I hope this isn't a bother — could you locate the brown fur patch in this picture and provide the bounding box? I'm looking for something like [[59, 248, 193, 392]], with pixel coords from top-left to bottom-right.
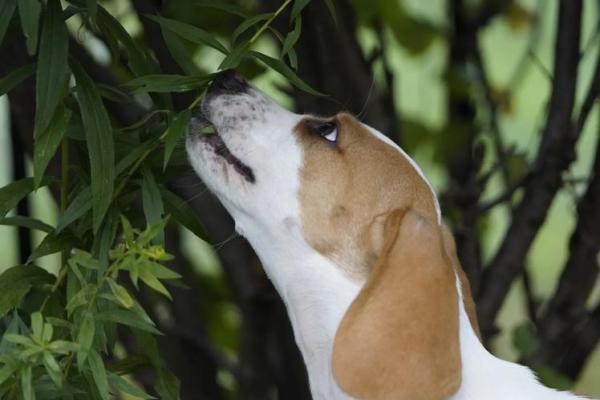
[[332, 209, 461, 399]]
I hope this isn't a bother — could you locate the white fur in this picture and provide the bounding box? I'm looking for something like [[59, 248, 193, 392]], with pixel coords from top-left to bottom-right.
[[186, 83, 587, 400]]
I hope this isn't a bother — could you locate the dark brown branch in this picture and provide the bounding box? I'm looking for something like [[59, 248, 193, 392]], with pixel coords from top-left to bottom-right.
[[477, 0, 583, 338]]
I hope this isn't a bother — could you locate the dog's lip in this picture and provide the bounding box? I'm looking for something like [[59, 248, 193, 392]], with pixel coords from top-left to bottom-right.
[[189, 112, 255, 183]]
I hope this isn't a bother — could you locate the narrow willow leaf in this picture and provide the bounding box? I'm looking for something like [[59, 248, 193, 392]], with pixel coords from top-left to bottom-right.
[[163, 109, 191, 170], [0, 0, 16, 46], [0, 216, 53, 233], [281, 15, 301, 58], [231, 13, 270, 44], [0, 177, 53, 218], [290, 0, 310, 21], [108, 373, 155, 399], [27, 231, 75, 263], [47, 339, 79, 353], [142, 168, 164, 244], [96, 6, 156, 76], [43, 351, 63, 387], [138, 267, 171, 300], [21, 365, 34, 400], [144, 261, 180, 280], [250, 51, 323, 96], [77, 312, 95, 365], [70, 249, 103, 270], [31, 311, 43, 339], [192, 0, 248, 17], [18, 0, 41, 54], [91, 208, 118, 266], [322, 0, 337, 24], [70, 60, 115, 233], [86, 0, 97, 19], [0, 63, 35, 96], [219, 42, 250, 70], [161, 28, 200, 76], [56, 187, 92, 233], [35, 0, 69, 137], [146, 15, 228, 54], [160, 188, 208, 241], [96, 309, 161, 334], [88, 350, 110, 400], [116, 138, 156, 176], [33, 106, 71, 188], [107, 278, 134, 308], [0, 271, 31, 318], [125, 74, 209, 93], [97, 84, 132, 103]]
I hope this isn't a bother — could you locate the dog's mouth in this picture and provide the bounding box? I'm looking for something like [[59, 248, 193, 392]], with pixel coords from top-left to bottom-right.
[[189, 114, 255, 183]]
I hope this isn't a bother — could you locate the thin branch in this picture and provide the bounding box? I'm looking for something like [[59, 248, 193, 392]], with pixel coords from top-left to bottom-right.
[[477, 0, 583, 337]]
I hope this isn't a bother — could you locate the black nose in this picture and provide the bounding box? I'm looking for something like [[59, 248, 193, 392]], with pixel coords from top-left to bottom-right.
[[207, 69, 248, 95]]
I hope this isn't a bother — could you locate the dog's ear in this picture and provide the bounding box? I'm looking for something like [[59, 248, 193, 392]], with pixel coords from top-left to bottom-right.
[[332, 209, 461, 400]]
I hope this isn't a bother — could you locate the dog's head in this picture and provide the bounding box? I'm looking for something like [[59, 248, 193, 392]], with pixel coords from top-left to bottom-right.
[[187, 70, 473, 399]]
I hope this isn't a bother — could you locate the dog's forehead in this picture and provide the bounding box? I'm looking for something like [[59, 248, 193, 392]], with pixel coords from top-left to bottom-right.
[[293, 112, 440, 277]]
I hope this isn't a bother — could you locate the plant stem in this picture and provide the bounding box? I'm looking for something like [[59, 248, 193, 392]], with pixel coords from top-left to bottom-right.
[[249, 0, 293, 44]]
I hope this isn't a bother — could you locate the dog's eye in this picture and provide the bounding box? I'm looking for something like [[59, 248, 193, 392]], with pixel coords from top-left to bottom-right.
[[309, 121, 338, 143]]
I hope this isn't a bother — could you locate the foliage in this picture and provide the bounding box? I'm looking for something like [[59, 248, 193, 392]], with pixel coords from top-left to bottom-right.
[[0, 0, 320, 398]]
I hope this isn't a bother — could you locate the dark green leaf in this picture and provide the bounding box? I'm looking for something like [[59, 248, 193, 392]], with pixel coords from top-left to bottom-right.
[[108, 373, 155, 399], [106, 279, 134, 308], [219, 42, 250, 70], [0, 216, 53, 233], [290, 0, 310, 21], [86, 0, 97, 19], [160, 188, 207, 241], [70, 249, 103, 270], [116, 138, 156, 176], [161, 28, 201, 76], [70, 60, 115, 233], [0, 0, 16, 46], [163, 109, 191, 170], [144, 261, 180, 280], [146, 15, 228, 54], [142, 168, 164, 244], [28, 230, 75, 263], [155, 368, 180, 400], [0, 265, 54, 318], [322, 0, 337, 25], [33, 106, 71, 188], [31, 311, 43, 338], [0, 362, 17, 386], [96, 309, 161, 335], [512, 323, 540, 358], [18, 0, 41, 54], [35, 0, 69, 136], [250, 51, 323, 96], [0, 177, 53, 218], [0, 63, 35, 96], [192, 0, 248, 17], [43, 351, 63, 387], [281, 15, 301, 58], [125, 74, 209, 93], [56, 187, 92, 233], [97, 84, 132, 103], [88, 349, 110, 400], [77, 312, 95, 365], [534, 366, 574, 391], [231, 13, 270, 44]]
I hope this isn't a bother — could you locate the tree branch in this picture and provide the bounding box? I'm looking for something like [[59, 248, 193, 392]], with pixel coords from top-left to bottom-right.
[[477, 0, 583, 338]]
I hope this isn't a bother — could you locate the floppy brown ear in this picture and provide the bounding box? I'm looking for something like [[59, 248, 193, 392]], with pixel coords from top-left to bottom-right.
[[332, 209, 461, 400]]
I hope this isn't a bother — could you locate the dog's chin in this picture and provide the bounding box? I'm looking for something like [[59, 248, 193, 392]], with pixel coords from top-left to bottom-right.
[[187, 114, 255, 183]]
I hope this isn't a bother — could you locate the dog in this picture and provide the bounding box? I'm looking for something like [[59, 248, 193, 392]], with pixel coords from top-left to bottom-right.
[[186, 70, 588, 400]]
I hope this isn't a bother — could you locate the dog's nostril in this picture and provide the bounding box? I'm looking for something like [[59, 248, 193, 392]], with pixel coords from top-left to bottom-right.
[[208, 69, 248, 95]]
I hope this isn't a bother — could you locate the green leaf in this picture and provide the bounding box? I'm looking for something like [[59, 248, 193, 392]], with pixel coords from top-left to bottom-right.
[[77, 312, 95, 365], [0, 177, 53, 218], [70, 249, 103, 270], [116, 138, 156, 176], [534, 366, 574, 391], [106, 278, 134, 308], [66, 284, 96, 314], [322, 0, 337, 25], [21, 364, 34, 400], [512, 323, 540, 358], [290, 0, 310, 21], [47, 339, 79, 354], [70, 60, 115, 233], [97, 84, 132, 103], [125, 74, 209, 93], [219, 42, 250, 70], [142, 168, 164, 244], [108, 373, 155, 399], [43, 351, 63, 388], [28, 230, 74, 263], [282, 15, 301, 58], [146, 15, 228, 54], [250, 51, 323, 96], [163, 109, 191, 170], [0, 362, 17, 386], [161, 28, 201, 76], [231, 13, 270, 44], [192, 0, 248, 17], [0, 216, 53, 233], [56, 187, 92, 233], [33, 106, 71, 188], [160, 188, 208, 241], [0, 63, 35, 96], [86, 0, 97, 19], [0, 0, 16, 47], [88, 349, 110, 400], [96, 309, 161, 335], [138, 267, 171, 300], [0, 265, 55, 318], [34, 0, 69, 137], [18, 0, 41, 54], [31, 311, 43, 338]]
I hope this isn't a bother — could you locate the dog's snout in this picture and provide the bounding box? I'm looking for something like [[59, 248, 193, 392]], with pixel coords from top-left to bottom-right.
[[208, 69, 248, 95]]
